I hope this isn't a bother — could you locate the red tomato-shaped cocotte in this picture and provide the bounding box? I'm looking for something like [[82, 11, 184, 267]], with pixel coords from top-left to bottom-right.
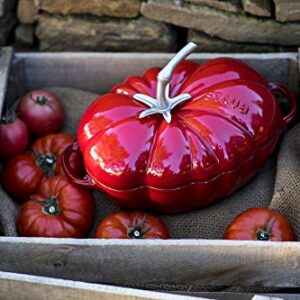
[[224, 208, 296, 241], [63, 43, 297, 213], [95, 211, 169, 239]]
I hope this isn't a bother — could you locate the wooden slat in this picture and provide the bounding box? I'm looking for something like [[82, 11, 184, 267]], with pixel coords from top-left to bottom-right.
[[0, 271, 208, 300], [3, 272, 298, 300], [0, 271, 290, 300], [252, 297, 282, 300], [15, 52, 299, 96], [0, 238, 300, 289], [0, 47, 13, 115], [185, 293, 293, 300], [4, 57, 28, 108]]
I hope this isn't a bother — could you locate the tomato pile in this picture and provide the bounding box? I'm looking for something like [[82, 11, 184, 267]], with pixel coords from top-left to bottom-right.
[[0, 89, 296, 241], [0, 90, 170, 239]]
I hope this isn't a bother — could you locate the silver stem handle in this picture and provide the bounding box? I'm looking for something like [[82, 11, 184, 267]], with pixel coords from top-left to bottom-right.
[[156, 42, 197, 109]]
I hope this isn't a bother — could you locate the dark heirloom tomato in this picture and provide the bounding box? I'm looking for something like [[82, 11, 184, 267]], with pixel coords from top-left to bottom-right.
[[18, 176, 95, 238], [224, 208, 296, 241], [19, 89, 64, 135], [0, 112, 29, 158], [63, 43, 297, 213], [95, 211, 169, 239], [1, 133, 81, 202]]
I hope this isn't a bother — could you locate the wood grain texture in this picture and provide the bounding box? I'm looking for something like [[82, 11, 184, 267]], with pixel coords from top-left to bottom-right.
[[0, 238, 300, 290], [5, 57, 28, 107], [0, 47, 13, 115], [186, 292, 294, 300], [252, 297, 282, 300], [15, 52, 299, 96], [0, 271, 290, 300], [0, 271, 206, 300]]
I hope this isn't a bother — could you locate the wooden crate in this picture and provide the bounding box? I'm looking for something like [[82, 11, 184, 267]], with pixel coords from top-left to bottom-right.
[[0, 271, 209, 300], [0, 47, 299, 298], [0, 271, 292, 300]]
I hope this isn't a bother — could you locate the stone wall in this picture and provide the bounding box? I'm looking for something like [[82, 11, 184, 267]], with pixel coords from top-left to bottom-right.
[[1, 0, 300, 52]]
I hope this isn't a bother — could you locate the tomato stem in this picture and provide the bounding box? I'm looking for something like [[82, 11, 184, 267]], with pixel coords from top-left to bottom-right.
[[43, 196, 60, 215], [35, 96, 48, 105], [1, 109, 16, 124], [256, 219, 276, 241], [31, 196, 60, 215], [35, 153, 56, 177], [256, 229, 272, 241], [127, 214, 151, 239], [30, 94, 55, 111]]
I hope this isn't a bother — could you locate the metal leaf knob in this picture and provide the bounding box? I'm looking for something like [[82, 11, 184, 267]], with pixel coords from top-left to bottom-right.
[[133, 42, 197, 123]]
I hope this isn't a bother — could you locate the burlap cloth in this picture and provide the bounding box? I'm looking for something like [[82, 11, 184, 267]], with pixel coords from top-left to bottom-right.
[[0, 87, 299, 241]]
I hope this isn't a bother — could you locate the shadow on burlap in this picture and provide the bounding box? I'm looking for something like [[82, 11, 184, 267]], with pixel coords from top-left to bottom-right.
[[0, 86, 299, 241]]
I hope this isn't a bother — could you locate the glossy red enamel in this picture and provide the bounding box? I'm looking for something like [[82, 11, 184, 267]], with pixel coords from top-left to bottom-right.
[[72, 57, 297, 213]]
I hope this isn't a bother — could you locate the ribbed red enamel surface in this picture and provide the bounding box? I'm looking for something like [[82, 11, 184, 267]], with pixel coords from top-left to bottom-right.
[[77, 58, 284, 213]]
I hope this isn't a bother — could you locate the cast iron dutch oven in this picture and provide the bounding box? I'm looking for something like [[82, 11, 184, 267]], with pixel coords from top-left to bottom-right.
[[63, 43, 297, 213]]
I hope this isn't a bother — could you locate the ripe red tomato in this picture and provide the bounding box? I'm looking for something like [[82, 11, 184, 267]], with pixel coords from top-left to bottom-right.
[[17, 176, 95, 238], [18, 89, 64, 135], [1, 133, 81, 202], [0, 112, 29, 158], [224, 208, 296, 241], [95, 211, 170, 239]]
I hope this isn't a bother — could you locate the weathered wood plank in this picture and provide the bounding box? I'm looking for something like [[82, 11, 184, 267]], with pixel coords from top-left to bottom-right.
[[0, 271, 206, 300], [288, 52, 300, 99], [0, 271, 291, 300], [185, 292, 295, 300], [0, 238, 300, 289], [252, 297, 282, 300], [16, 52, 299, 95], [5, 57, 28, 107], [0, 47, 13, 115]]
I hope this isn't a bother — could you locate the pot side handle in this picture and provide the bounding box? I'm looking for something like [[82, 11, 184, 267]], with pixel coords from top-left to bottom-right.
[[269, 82, 298, 127], [62, 142, 96, 188]]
